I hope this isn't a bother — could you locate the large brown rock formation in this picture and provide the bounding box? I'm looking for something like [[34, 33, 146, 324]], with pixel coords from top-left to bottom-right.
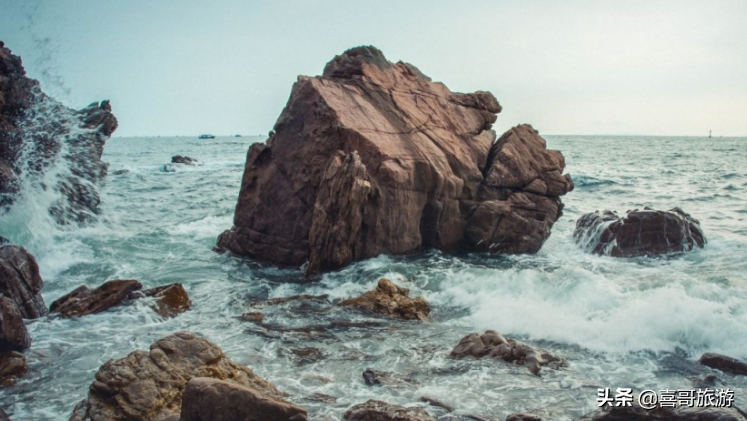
[[217, 46, 572, 275]]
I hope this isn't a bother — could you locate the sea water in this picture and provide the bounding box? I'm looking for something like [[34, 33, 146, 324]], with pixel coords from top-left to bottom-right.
[[0, 135, 745, 420]]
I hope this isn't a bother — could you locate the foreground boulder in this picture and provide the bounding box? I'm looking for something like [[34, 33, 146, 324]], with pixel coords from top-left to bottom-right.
[[0, 245, 47, 319], [50, 279, 142, 318], [343, 400, 434, 421], [574, 207, 705, 257], [0, 350, 26, 387], [577, 404, 747, 421], [341, 279, 429, 321], [450, 330, 564, 375], [217, 46, 572, 276], [0, 41, 117, 223], [69, 331, 287, 421], [0, 296, 30, 353], [699, 353, 747, 376], [179, 377, 307, 421], [0, 244, 47, 319]]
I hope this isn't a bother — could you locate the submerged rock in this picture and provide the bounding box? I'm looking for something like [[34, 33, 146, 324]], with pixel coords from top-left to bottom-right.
[[419, 396, 454, 413], [574, 207, 705, 257], [450, 330, 565, 375], [68, 331, 287, 421], [506, 414, 542, 421], [341, 279, 429, 321], [217, 46, 572, 276], [577, 405, 747, 421], [0, 245, 47, 319], [50, 279, 142, 318], [171, 155, 198, 165], [343, 400, 435, 421], [179, 377, 307, 421], [0, 350, 26, 387], [0, 296, 30, 353], [699, 352, 747, 376], [0, 41, 117, 224]]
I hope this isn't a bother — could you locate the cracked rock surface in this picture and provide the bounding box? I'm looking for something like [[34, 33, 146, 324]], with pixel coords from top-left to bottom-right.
[[217, 46, 572, 275]]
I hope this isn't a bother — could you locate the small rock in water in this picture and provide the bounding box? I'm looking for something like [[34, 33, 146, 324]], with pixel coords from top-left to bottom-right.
[[140, 283, 191, 317], [50, 279, 142, 318], [238, 311, 265, 323], [506, 414, 543, 421], [419, 396, 454, 412], [0, 350, 27, 387], [450, 330, 565, 375], [692, 373, 720, 388], [171, 155, 198, 165], [290, 347, 324, 365], [699, 352, 747, 376], [574, 207, 706, 257], [341, 278, 430, 321], [179, 377, 307, 421], [161, 163, 177, 172], [343, 400, 435, 421], [0, 408, 10, 421]]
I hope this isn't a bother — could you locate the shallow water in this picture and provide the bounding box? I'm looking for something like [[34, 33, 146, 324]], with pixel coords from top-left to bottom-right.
[[1, 135, 746, 420]]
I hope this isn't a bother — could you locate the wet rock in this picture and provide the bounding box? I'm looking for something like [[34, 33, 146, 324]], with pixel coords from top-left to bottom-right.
[[302, 392, 337, 404], [0, 42, 117, 223], [290, 347, 324, 365], [506, 414, 542, 421], [238, 311, 265, 323], [699, 352, 747, 376], [362, 368, 388, 386], [0, 296, 30, 352], [161, 164, 177, 172], [178, 377, 307, 421], [343, 400, 435, 421], [0, 350, 26, 386], [0, 245, 47, 319], [341, 279, 429, 321], [576, 404, 747, 421], [50, 279, 142, 318], [692, 373, 720, 388], [68, 331, 287, 421], [254, 294, 330, 307], [449, 330, 564, 375], [574, 207, 705, 257], [0, 408, 10, 421], [419, 396, 454, 412], [140, 283, 191, 317], [171, 155, 198, 165], [111, 169, 129, 175], [217, 46, 572, 276]]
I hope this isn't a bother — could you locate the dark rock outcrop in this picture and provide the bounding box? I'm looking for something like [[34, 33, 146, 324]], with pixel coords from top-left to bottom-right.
[[0, 350, 26, 386], [699, 352, 747, 376], [217, 46, 572, 276], [574, 207, 705, 257], [0, 41, 117, 223], [68, 331, 288, 421], [343, 400, 435, 421], [0, 245, 47, 319], [506, 414, 542, 421], [341, 278, 429, 321], [0, 408, 10, 421], [0, 296, 30, 352], [178, 377, 307, 421], [50, 279, 142, 318], [577, 405, 747, 421], [450, 330, 564, 375], [171, 155, 198, 165]]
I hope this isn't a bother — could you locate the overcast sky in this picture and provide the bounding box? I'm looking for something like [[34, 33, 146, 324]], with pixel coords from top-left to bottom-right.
[[1, 0, 745, 137]]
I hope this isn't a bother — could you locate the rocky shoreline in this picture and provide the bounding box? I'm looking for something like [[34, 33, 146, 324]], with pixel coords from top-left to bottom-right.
[[0, 41, 731, 421]]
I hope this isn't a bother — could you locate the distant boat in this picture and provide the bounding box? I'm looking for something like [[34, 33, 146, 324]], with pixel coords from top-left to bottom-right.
[[708, 130, 712, 138], [198, 134, 215, 139], [234, 134, 242, 137]]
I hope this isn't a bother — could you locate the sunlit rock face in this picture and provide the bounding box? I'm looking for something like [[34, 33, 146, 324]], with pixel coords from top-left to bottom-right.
[[218, 46, 572, 275]]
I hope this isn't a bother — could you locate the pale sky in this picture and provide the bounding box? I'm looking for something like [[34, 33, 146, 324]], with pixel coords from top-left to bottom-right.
[[1, 0, 745, 137]]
